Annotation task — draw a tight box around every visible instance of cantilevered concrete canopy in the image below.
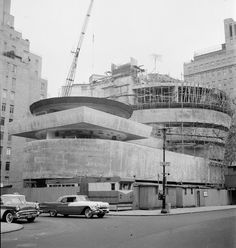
[9,106,152,141]
[30,96,133,119]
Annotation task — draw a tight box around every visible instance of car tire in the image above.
[84,208,93,218]
[97,213,105,218]
[27,217,35,223]
[3,212,14,223]
[49,210,57,217]
[63,214,69,217]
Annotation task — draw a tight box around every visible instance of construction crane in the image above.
[61,0,94,97]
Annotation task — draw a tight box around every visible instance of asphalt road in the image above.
[1,209,236,248]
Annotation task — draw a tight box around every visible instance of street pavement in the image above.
[1,208,235,248]
[1,205,236,234]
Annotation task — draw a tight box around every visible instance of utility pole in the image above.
[161,127,168,214]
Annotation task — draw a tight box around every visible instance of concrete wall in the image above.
[202,189,229,206]
[1,186,231,208]
[131,108,231,130]
[176,188,230,207]
[0,187,81,203]
[20,139,224,185]
[166,188,177,208]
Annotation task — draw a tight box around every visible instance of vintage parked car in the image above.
[39,194,110,218]
[0,194,40,223]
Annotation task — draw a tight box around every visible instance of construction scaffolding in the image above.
[133,82,232,115]
[132,80,232,172]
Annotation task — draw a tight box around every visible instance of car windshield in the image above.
[57,195,90,202]
[1,195,26,205]
[76,195,89,201]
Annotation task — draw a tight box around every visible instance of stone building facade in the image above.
[184,18,236,192]
[183,18,236,105]
[0,0,47,187]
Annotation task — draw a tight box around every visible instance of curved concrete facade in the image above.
[131,108,231,129]
[131,108,231,160]
[30,96,133,119]
[72,67,232,164]
[22,139,223,184]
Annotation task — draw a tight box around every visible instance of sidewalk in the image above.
[1,223,23,234]
[108,205,236,216]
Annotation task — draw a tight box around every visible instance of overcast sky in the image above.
[11,0,236,97]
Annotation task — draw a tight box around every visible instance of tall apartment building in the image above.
[184,18,236,193]
[184,18,236,108]
[0,0,47,187]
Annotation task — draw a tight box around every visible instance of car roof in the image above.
[1,194,24,197]
[59,195,86,198]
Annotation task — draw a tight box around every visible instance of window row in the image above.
[0,132,12,141]
[1,103,14,113]
[0,161,10,171]
[1,117,13,126]
[0,146,11,156]
[2,90,15,100]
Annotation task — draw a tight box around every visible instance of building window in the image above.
[0,146,3,155]
[10,91,15,101]
[6,147,11,156]
[9,118,13,122]
[119,182,132,190]
[9,105,14,113]
[12,78,16,88]
[111,183,115,191]
[184,188,187,195]
[2,89,7,99]
[12,65,17,73]
[1,117,5,126]
[5,161,10,171]
[4,41,7,51]
[191,188,193,195]
[229,24,233,38]
[2,103,6,112]
[0,131,3,140]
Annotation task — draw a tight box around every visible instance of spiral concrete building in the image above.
[71,59,233,165]
[8,91,233,207]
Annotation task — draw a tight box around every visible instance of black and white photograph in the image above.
[0,0,236,247]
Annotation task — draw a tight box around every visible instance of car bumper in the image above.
[92,209,109,214]
[15,211,40,219]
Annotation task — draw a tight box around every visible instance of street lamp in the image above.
[161,127,169,214]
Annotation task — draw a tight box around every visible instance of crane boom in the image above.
[61,0,94,96]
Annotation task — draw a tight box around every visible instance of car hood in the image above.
[86,201,109,208]
[3,203,37,210]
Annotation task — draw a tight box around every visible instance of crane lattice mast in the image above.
[61,0,94,97]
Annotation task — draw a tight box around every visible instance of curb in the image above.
[108,206,236,217]
[0,223,24,234]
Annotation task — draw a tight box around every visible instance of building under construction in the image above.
[7,58,234,208]
[71,58,233,169]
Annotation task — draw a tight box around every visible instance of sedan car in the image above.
[39,195,109,218]
[0,194,40,223]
